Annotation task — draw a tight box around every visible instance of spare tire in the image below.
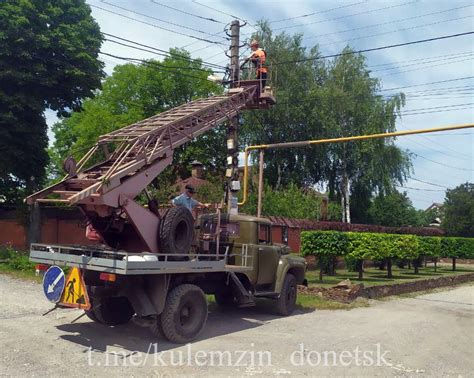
[159,207,194,259]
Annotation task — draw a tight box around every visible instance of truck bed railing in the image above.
[30,243,253,275]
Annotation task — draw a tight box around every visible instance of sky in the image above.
[44,0,474,209]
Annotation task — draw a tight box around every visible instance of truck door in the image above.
[256,223,280,285]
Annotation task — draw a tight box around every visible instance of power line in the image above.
[102,34,227,70]
[89,3,227,45]
[103,39,226,73]
[381,76,474,92]
[305,5,472,41]
[97,0,228,41]
[149,0,225,24]
[273,0,418,31]
[397,185,445,192]
[378,56,474,78]
[413,152,474,171]
[191,0,254,27]
[409,177,448,189]
[369,51,474,71]
[274,31,474,65]
[318,15,472,48]
[99,52,216,84]
[268,1,367,24]
[400,106,473,116]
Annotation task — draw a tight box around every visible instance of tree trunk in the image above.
[379,259,386,270]
[452,257,456,271]
[357,260,363,280]
[434,258,437,272]
[340,168,351,224]
[387,258,393,278]
[424,256,427,268]
[276,164,282,190]
[319,262,323,282]
[414,260,419,274]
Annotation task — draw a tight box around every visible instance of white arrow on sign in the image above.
[47,271,65,294]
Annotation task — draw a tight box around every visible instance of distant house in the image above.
[425,202,444,227]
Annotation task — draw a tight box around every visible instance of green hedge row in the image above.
[301,231,474,277]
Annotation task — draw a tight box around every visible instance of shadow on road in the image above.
[56,303,313,353]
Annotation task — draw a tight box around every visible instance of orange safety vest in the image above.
[251,49,267,74]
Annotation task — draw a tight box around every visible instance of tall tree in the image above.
[319,48,410,223]
[241,22,327,189]
[0,0,103,203]
[443,183,474,237]
[49,51,224,183]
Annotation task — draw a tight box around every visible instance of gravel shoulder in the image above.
[0,274,472,376]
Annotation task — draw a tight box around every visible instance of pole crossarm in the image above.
[239,123,474,206]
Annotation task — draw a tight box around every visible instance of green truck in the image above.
[31,210,306,343]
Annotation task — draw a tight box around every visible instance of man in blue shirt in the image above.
[171,184,208,213]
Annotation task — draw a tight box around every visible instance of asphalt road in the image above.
[0,274,472,377]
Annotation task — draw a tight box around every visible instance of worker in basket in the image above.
[242,39,268,90]
[171,184,209,217]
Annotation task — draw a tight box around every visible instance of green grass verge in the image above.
[0,262,42,283]
[305,265,474,288]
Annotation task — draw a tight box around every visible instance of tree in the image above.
[369,191,422,227]
[318,49,410,223]
[49,51,224,183]
[242,24,411,222]
[241,22,327,189]
[0,0,103,203]
[442,183,474,237]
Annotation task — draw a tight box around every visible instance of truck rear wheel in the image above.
[159,207,194,260]
[275,273,297,316]
[160,284,208,343]
[85,296,135,326]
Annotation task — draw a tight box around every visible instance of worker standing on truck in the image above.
[171,184,208,214]
[242,39,268,88]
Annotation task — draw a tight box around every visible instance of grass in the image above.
[305,265,474,289]
[0,262,42,283]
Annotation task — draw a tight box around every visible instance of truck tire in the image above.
[85,296,135,326]
[159,207,194,260]
[275,273,297,316]
[160,284,208,343]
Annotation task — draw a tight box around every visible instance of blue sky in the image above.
[45,0,473,209]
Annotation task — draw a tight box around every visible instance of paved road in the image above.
[0,274,472,376]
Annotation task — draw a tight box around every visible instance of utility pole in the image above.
[226,20,241,214]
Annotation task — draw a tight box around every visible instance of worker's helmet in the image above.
[250,39,259,47]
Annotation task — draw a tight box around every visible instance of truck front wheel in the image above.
[275,273,297,316]
[160,284,208,343]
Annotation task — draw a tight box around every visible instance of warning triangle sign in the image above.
[59,267,91,310]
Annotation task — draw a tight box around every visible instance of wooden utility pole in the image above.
[226,20,241,214]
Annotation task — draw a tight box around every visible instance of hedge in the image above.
[301,231,474,277]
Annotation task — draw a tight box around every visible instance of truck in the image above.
[26,80,306,343]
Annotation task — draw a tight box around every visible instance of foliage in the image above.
[243,23,411,223]
[0,0,104,202]
[300,231,470,262]
[0,245,34,271]
[242,183,323,220]
[442,183,474,237]
[301,231,348,257]
[418,237,442,258]
[369,191,422,227]
[49,51,223,181]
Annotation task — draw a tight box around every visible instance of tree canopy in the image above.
[368,190,422,227]
[0,0,103,203]
[442,183,474,237]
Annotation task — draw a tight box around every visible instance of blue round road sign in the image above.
[42,266,66,303]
